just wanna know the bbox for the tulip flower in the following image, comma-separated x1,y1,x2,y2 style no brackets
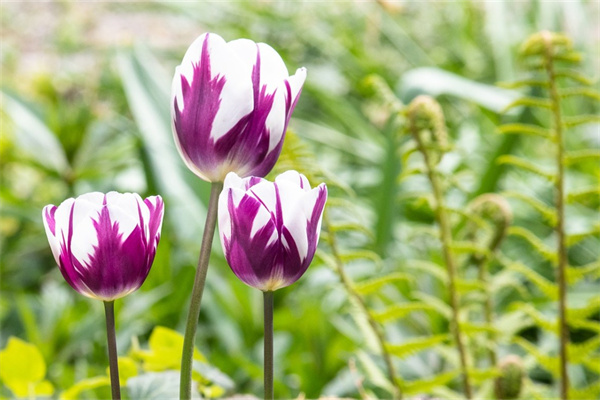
171,32,306,183
218,170,327,400
218,170,327,291
42,192,164,400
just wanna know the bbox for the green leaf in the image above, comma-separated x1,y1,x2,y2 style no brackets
1,92,70,175
372,302,435,323
328,222,374,238
354,272,413,295
514,337,560,377
499,256,558,300
405,260,448,284
569,335,600,363
497,155,556,182
460,321,497,335
501,96,553,113
339,250,382,267
570,380,600,400
60,377,110,400
564,149,600,166
567,261,600,285
502,191,557,226
400,370,458,395
468,367,499,383
566,227,600,246
385,334,449,358
449,241,491,257
507,226,557,263
559,87,600,101
567,186,600,204
555,69,594,85
497,123,553,140
0,337,53,398
564,114,600,128
105,357,138,385
398,67,522,114
497,79,549,89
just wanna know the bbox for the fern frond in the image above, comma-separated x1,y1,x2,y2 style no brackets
514,337,560,377
567,261,600,284
467,367,499,384
567,318,600,333
568,335,600,363
412,291,453,319
567,186,600,204
564,149,600,166
553,52,583,63
555,69,594,85
354,273,413,296
405,260,448,284
559,87,600,101
502,191,556,226
397,166,426,182
569,380,600,400
329,222,374,238
507,226,557,263
496,123,553,140
460,321,497,335
501,97,552,113
497,155,556,182
372,302,436,323
399,371,459,396
499,256,558,299
564,114,600,128
568,296,600,321
514,302,558,333
339,250,382,267
497,79,549,89
566,227,600,246
456,278,485,293
385,334,449,358
449,241,491,257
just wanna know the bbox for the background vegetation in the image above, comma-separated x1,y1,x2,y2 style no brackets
1,1,598,399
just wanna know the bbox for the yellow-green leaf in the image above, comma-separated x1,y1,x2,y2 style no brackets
105,356,138,385
0,337,52,397
60,377,110,400
135,326,204,372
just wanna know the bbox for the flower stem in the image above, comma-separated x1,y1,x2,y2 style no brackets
542,31,569,400
104,301,121,400
180,181,223,400
324,214,403,399
263,291,274,400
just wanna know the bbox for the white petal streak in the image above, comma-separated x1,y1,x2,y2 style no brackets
265,84,287,152
106,192,145,238
276,179,310,260
256,43,289,92
42,205,62,265
69,197,104,267
275,170,311,192
287,68,307,109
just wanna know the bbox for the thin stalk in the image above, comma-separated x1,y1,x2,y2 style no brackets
104,301,121,400
324,214,403,399
412,129,473,399
476,259,497,367
180,181,224,400
543,32,569,400
263,291,274,400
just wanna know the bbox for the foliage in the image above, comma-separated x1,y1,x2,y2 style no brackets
1,2,599,399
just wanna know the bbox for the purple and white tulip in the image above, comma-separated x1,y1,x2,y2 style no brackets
42,192,164,301
171,32,307,182
218,171,327,291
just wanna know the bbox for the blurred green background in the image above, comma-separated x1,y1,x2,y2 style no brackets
1,1,599,399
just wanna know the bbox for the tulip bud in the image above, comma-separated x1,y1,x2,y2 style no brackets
42,192,164,301
172,32,307,182
494,355,524,400
218,171,327,291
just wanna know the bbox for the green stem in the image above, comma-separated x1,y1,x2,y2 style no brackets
263,291,274,400
104,301,121,400
412,127,473,399
324,214,403,399
180,181,223,400
543,32,569,400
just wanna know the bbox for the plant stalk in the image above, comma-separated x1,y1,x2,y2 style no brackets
412,127,473,399
324,214,403,399
104,301,121,400
180,181,224,400
264,291,274,400
543,32,569,400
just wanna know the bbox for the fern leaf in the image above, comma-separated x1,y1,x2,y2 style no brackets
468,367,499,384
554,51,583,63
400,371,459,396
315,249,338,270
412,291,453,319
502,191,556,226
372,302,437,323
449,241,491,257
499,256,558,300
568,296,600,321
456,278,485,293
567,186,600,204
516,302,559,333
514,337,560,377
497,123,553,140
567,318,600,333
566,227,600,246
405,260,448,284
385,334,449,358
564,114,600,128
460,321,497,335
568,335,600,363
497,155,556,182
329,222,374,238
555,69,594,85
497,79,549,89
501,96,553,113
397,166,426,182
569,380,600,400
339,250,382,267
559,87,600,101
567,261,600,285
507,226,557,263
354,272,413,295
564,149,600,166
